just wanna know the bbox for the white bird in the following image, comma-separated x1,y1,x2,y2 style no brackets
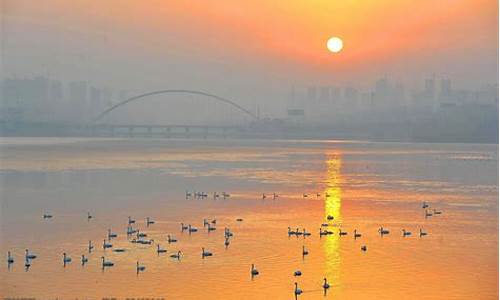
136,261,146,273
378,227,390,236
101,256,114,268
294,282,303,296
201,247,213,258
25,249,37,260
146,217,155,226
81,254,88,265
103,239,113,249
251,264,259,276
7,251,14,264
167,235,178,243
188,225,198,233
63,252,72,265
170,251,182,260
323,278,330,289
402,229,412,237
108,229,118,239
157,244,167,254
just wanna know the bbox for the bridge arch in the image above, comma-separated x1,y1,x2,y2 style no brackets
92,89,258,122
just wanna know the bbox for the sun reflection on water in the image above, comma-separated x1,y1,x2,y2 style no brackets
324,153,343,289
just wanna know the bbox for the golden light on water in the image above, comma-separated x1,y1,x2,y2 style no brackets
323,153,343,287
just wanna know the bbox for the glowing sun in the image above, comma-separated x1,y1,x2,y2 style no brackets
327,37,343,53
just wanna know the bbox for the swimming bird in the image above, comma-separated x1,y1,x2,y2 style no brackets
167,235,178,243
137,239,154,245
24,257,31,269
323,278,330,289
185,190,192,199
425,210,433,218
294,270,302,276
136,261,146,274
378,227,390,236
201,247,213,258
361,245,367,252
321,223,329,227
181,223,189,231
146,217,155,226
128,216,136,224
273,193,278,200
113,248,126,253
402,229,412,237
325,193,330,197
224,237,230,248
339,229,348,236
288,227,297,236
224,228,233,238
251,264,259,276
222,192,230,199
433,209,442,215
207,224,216,232
43,213,53,219
422,201,429,209
213,192,219,199
316,192,321,198
136,230,147,238
7,251,14,264
108,229,118,239
170,251,182,260
88,240,94,253
203,219,209,227
188,224,198,233
157,244,167,254
211,219,216,225
101,256,114,268
302,246,309,256
303,193,308,198
302,229,311,237
295,228,303,236
63,253,72,265
294,282,303,297
262,193,267,199
25,249,37,260
103,239,113,249
236,218,243,222
419,228,428,237
354,229,362,239
126,225,137,235
87,212,92,221
81,254,88,265
327,215,334,221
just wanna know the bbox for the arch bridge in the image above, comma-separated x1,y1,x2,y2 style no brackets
90,89,259,138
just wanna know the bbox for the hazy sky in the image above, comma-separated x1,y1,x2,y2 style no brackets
1,0,498,113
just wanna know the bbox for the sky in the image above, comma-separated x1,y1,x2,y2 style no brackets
1,0,498,114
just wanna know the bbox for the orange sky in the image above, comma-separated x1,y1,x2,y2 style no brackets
3,0,498,92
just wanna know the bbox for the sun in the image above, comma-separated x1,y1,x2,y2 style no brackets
327,37,343,53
